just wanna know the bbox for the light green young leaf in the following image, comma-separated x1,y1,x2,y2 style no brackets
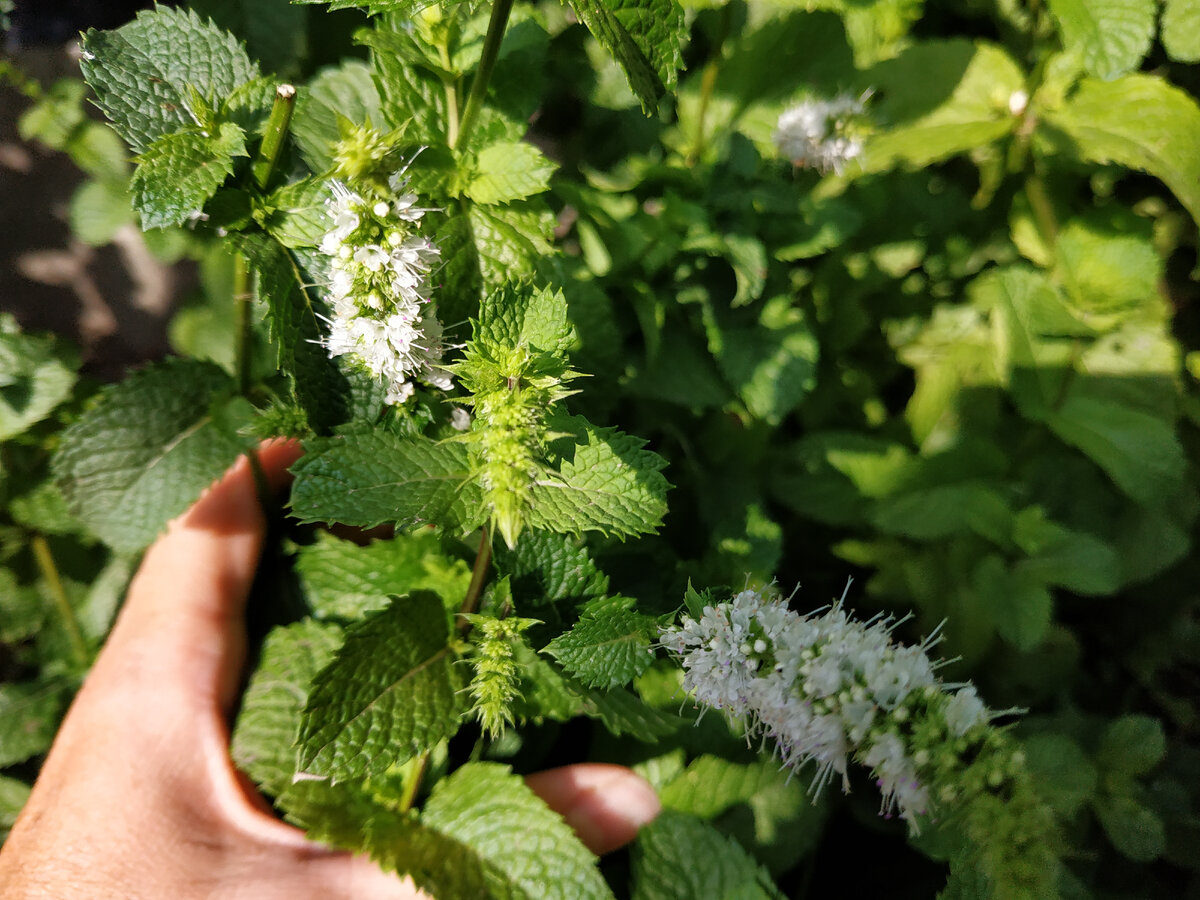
632,810,786,900
544,603,656,689
567,0,687,114
297,593,466,781
0,776,31,844
131,123,247,229
1042,74,1200,229
80,6,260,154
465,142,556,205
1162,0,1200,62
1045,0,1155,79
0,681,68,768
295,530,472,621
69,179,135,246
528,422,670,539
291,60,383,171
53,359,250,552
231,620,344,796
0,315,78,442
290,432,480,532
1054,218,1162,324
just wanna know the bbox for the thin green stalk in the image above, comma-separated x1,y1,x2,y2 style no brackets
252,84,296,190
233,253,254,397
31,536,88,668
398,752,430,813
438,43,462,148
453,0,514,150
458,527,493,631
687,4,733,166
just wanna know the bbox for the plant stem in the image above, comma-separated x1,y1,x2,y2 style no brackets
452,0,514,150
687,4,733,166
233,253,254,397
1025,172,1059,250
438,43,461,148
398,752,430,813
252,84,296,191
31,536,88,668
458,527,493,630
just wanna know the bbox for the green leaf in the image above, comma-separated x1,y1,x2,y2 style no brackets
53,359,249,552
239,235,349,433
465,142,556,205
0,567,45,645
1043,74,1200,229
0,315,78,442
859,40,1023,173
1097,715,1167,776
566,0,687,114
476,282,575,358
292,0,431,13
290,432,480,532
231,619,344,796
80,6,260,154
0,681,68,768
188,0,307,74
1012,509,1121,596
577,682,681,739
632,810,786,900
544,603,656,689
716,300,819,425
972,555,1053,651
0,776,31,844
493,532,610,607
1022,733,1097,818
1162,0,1200,62
1094,793,1166,862
440,202,556,315
291,60,383,171
297,592,467,780
1045,0,1155,79
295,530,472,621
659,756,798,820
528,422,670,539
131,123,247,229
258,177,329,249
69,178,135,246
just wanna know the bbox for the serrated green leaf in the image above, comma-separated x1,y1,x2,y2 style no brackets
544,603,656,689
297,593,467,780
258,177,329,249
1054,218,1162,324
292,60,383,171
296,530,471,620
69,178,135,246
80,6,260,154
53,359,249,552
0,681,68,768
239,235,349,433
476,282,575,358
465,142,556,205
659,756,795,821
131,123,247,229
231,619,344,796
632,810,786,900
494,532,610,607
567,0,687,114
577,682,681,739
290,432,480,532
1046,0,1155,79
0,315,78,442
528,422,670,539
860,40,1023,173
189,0,307,74
1097,715,1166,776
0,776,31,844
1162,0,1200,62
1043,74,1200,229
716,300,819,425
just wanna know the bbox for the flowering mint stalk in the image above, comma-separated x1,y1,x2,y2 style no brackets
317,134,449,405
660,585,1061,896
774,93,870,173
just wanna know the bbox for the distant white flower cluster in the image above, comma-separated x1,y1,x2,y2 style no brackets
318,170,449,405
773,93,867,174
659,585,992,830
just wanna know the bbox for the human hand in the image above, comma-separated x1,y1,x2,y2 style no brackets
0,442,660,899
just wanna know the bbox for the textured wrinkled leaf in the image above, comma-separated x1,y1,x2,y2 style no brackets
477,282,575,358
1054,219,1161,323
544,604,656,689
567,0,687,114
131,123,247,229
658,755,797,820
0,681,68,768
80,6,259,154
528,423,670,539
259,177,329,249
632,811,786,900
292,60,383,170
239,235,349,433
0,315,78,442
1046,0,1155,79
1043,75,1200,229
494,532,610,607
231,620,344,796
297,593,467,780
53,359,249,552
290,432,480,532
1162,0,1200,62
465,142,556,205
578,682,680,739
296,530,472,620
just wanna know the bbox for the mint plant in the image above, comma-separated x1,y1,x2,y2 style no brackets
4,0,1200,896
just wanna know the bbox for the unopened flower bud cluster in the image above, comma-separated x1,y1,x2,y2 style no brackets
318,170,450,405
773,93,869,174
659,586,997,831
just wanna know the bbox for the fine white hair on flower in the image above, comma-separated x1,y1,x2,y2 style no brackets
659,582,995,833
774,92,869,174
317,167,450,404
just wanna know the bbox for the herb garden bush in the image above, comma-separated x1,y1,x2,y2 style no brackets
3,0,1200,896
